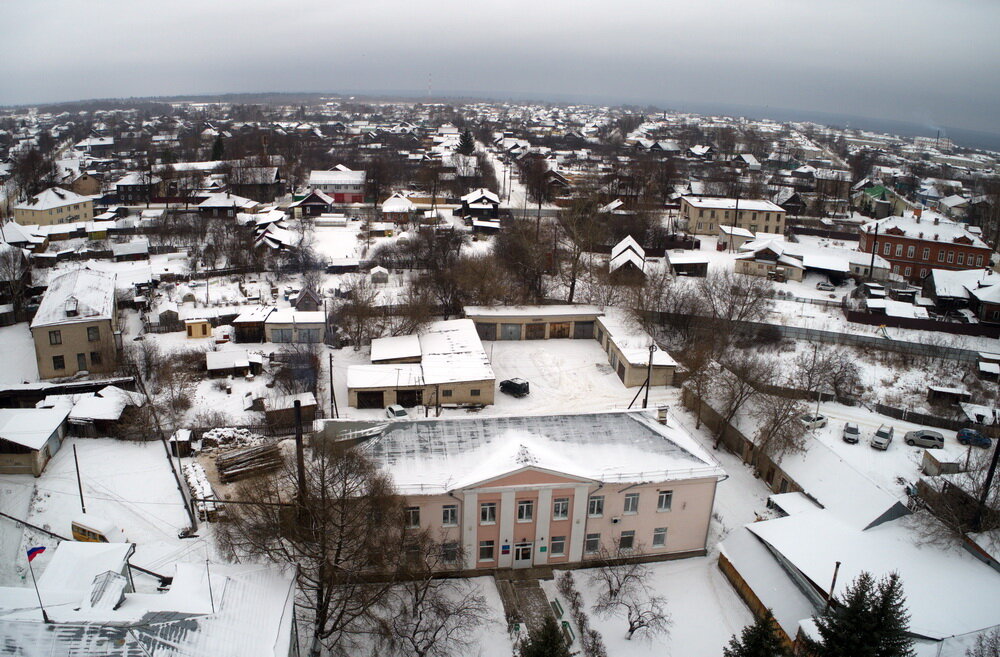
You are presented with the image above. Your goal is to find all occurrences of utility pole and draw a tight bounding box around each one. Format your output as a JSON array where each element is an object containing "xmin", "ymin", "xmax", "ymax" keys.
[
  {"xmin": 293, "ymin": 400, "xmax": 307, "ymax": 523},
  {"xmin": 823, "ymin": 561, "xmax": 842, "ymax": 614},
  {"xmin": 328, "ymin": 352, "xmax": 338, "ymax": 418},
  {"xmin": 643, "ymin": 343, "xmax": 657, "ymax": 409},
  {"xmin": 73, "ymin": 444, "xmax": 86, "ymax": 514}
]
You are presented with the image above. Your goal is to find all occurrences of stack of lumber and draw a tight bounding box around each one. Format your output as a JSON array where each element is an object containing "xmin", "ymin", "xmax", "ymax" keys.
[
  {"xmin": 183, "ymin": 462, "xmax": 222, "ymax": 521},
  {"xmin": 215, "ymin": 443, "xmax": 283, "ymax": 483}
]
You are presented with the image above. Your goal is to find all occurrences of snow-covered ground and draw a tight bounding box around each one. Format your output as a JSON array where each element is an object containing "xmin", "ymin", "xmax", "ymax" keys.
[
  {"xmin": 0, "ymin": 322, "xmax": 39, "ymax": 384},
  {"xmin": 0, "ymin": 438, "xmax": 209, "ymax": 589},
  {"xmin": 542, "ymin": 556, "xmax": 754, "ymax": 657}
]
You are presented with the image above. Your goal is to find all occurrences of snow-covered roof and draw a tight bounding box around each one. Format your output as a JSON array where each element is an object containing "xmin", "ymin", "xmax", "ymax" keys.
[
  {"xmin": 371, "ymin": 334, "xmax": 422, "ymax": 362},
  {"xmin": 362, "ymin": 411, "xmax": 723, "ymax": 493},
  {"xmin": 206, "ymin": 350, "xmax": 251, "ymax": 372},
  {"xmin": 860, "ymin": 212, "xmax": 988, "ymax": 249},
  {"xmin": 381, "ymin": 192, "xmax": 416, "ymax": 213},
  {"xmin": 30, "ymin": 269, "xmax": 116, "ymax": 328},
  {"xmin": 111, "ymin": 239, "xmax": 149, "ymax": 257},
  {"xmin": 264, "ymin": 309, "xmax": 325, "ymax": 325},
  {"xmin": 747, "ymin": 509, "xmax": 1000, "ymax": 640},
  {"xmin": 461, "ymin": 188, "xmax": 499, "ymax": 205},
  {"xmin": 0, "ymin": 543, "xmax": 297, "ymax": 657},
  {"xmin": 14, "ymin": 187, "xmax": 91, "ymax": 211},
  {"xmin": 198, "ymin": 192, "xmax": 258, "ymax": 210},
  {"xmin": 347, "ymin": 363, "xmax": 424, "ymax": 389},
  {"xmin": 418, "ymin": 318, "xmax": 494, "ymax": 385},
  {"xmin": 598, "ymin": 312, "xmax": 676, "ymax": 367},
  {"xmin": 718, "ymin": 224, "xmax": 754, "ymax": 238},
  {"xmin": 308, "ymin": 168, "xmax": 366, "ymax": 185},
  {"xmin": 0, "ymin": 407, "xmax": 68, "ymax": 450},
  {"xmin": 609, "ymin": 235, "xmax": 645, "ymax": 274},
  {"xmin": 265, "ymin": 392, "xmax": 317, "ymax": 411},
  {"xmin": 233, "ymin": 306, "xmax": 275, "ymax": 323},
  {"xmin": 464, "ymin": 304, "xmax": 604, "ymax": 319},
  {"xmin": 37, "ymin": 541, "xmax": 131, "ymax": 591},
  {"xmin": 682, "ymin": 196, "xmax": 784, "ymax": 213}
]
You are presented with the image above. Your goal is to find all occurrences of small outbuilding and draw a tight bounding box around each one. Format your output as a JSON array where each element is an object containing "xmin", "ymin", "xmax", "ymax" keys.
[
  {"xmin": 185, "ymin": 318, "xmax": 212, "ymax": 339},
  {"xmin": 0, "ymin": 407, "xmax": 70, "ymax": 476},
  {"xmin": 264, "ymin": 392, "xmax": 318, "ymax": 427}
]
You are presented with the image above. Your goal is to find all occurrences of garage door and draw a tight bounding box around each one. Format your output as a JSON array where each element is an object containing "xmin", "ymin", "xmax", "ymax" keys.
[
  {"xmin": 356, "ymin": 390, "xmax": 385, "ymax": 409},
  {"xmin": 476, "ymin": 322, "xmax": 497, "ymax": 341},
  {"xmin": 549, "ymin": 322, "xmax": 570, "ymax": 339},
  {"xmin": 396, "ymin": 389, "xmax": 423, "ymax": 408},
  {"xmin": 500, "ymin": 323, "xmax": 522, "ymax": 340},
  {"xmin": 573, "ymin": 321, "xmax": 594, "ymax": 339},
  {"xmin": 525, "ymin": 323, "xmax": 546, "ymax": 340}
]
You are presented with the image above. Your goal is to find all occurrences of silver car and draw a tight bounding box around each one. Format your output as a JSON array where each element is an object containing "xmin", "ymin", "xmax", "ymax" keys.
[
  {"xmin": 904, "ymin": 429, "xmax": 944, "ymax": 449},
  {"xmin": 870, "ymin": 424, "xmax": 893, "ymax": 450},
  {"xmin": 842, "ymin": 423, "xmax": 860, "ymax": 444}
]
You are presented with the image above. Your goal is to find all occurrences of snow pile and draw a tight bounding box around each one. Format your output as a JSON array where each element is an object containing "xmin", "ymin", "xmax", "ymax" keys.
[
  {"xmin": 200, "ymin": 427, "xmax": 264, "ymax": 450},
  {"xmin": 182, "ymin": 462, "xmax": 219, "ymax": 520}
]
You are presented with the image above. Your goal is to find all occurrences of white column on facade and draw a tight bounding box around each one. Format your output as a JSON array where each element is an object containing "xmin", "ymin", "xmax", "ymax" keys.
[
  {"xmin": 462, "ymin": 491, "xmax": 478, "ymax": 570},
  {"xmin": 568, "ymin": 485, "xmax": 590, "ymax": 562},
  {"xmin": 534, "ymin": 488, "xmax": 552, "ymax": 566},
  {"xmin": 497, "ymin": 490, "xmax": 516, "ymax": 568}
]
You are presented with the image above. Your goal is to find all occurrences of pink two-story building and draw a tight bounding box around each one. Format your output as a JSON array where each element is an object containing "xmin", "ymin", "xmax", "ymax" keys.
[{"xmin": 360, "ymin": 411, "xmax": 725, "ymax": 570}]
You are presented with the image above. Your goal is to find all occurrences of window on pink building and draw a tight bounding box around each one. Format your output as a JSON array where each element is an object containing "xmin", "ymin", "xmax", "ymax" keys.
[
  {"xmin": 478, "ymin": 540, "xmax": 494, "ymax": 561},
  {"xmin": 653, "ymin": 527, "xmax": 667, "ymax": 548},
  {"xmin": 480, "ymin": 503, "xmax": 496, "ymax": 525},
  {"xmin": 550, "ymin": 536, "xmax": 566, "ymax": 556},
  {"xmin": 517, "ymin": 500, "xmax": 534, "ymax": 522},
  {"xmin": 553, "ymin": 498, "xmax": 569, "ymax": 520},
  {"xmin": 405, "ymin": 507, "xmax": 420, "ymax": 529},
  {"xmin": 619, "ymin": 531, "xmax": 636, "ymax": 551},
  {"xmin": 585, "ymin": 533, "xmax": 600, "ymax": 554},
  {"xmin": 442, "ymin": 505, "xmax": 457, "ymax": 527}
]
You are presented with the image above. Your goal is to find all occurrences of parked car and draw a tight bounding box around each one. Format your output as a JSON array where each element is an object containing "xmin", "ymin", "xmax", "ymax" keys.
[
  {"xmin": 385, "ymin": 404, "xmax": 408, "ymax": 419},
  {"xmin": 499, "ymin": 378, "xmax": 530, "ymax": 398},
  {"xmin": 870, "ymin": 424, "xmax": 894, "ymax": 450},
  {"xmin": 800, "ymin": 413, "xmax": 828, "ymax": 429},
  {"xmin": 815, "ymin": 281, "xmax": 835, "ymax": 291},
  {"xmin": 957, "ymin": 428, "xmax": 991, "ymax": 448},
  {"xmin": 904, "ymin": 429, "xmax": 944, "ymax": 449},
  {"xmin": 842, "ymin": 423, "xmax": 860, "ymax": 444}
]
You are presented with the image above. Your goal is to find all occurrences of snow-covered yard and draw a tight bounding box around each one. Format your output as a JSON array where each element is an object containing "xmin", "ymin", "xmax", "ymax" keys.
[
  {"xmin": 0, "ymin": 438, "xmax": 210, "ymax": 589},
  {"xmin": 541, "ymin": 556, "xmax": 754, "ymax": 657}
]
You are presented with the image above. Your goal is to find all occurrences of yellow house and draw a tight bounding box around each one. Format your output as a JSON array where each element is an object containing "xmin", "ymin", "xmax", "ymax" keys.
[
  {"xmin": 185, "ymin": 318, "xmax": 212, "ymax": 339},
  {"xmin": 680, "ymin": 196, "xmax": 786, "ymax": 236},
  {"xmin": 13, "ymin": 188, "xmax": 94, "ymax": 226}
]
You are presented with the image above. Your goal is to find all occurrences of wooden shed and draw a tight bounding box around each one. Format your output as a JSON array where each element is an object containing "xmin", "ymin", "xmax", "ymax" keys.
[{"xmin": 185, "ymin": 318, "xmax": 212, "ymax": 339}]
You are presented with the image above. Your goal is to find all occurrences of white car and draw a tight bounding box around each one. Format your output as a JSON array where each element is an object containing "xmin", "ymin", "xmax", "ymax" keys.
[
  {"xmin": 800, "ymin": 414, "xmax": 828, "ymax": 429},
  {"xmin": 815, "ymin": 281, "xmax": 835, "ymax": 291},
  {"xmin": 385, "ymin": 404, "xmax": 408, "ymax": 419}
]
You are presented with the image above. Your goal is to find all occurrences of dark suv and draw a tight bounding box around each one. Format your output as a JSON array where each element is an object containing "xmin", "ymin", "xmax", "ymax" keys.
[
  {"xmin": 958, "ymin": 428, "xmax": 991, "ymax": 448},
  {"xmin": 499, "ymin": 378, "xmax": 530, "ymax": 397}
]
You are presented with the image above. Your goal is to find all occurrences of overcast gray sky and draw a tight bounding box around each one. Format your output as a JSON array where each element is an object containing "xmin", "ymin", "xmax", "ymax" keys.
[{"xmin": 1, "ymin": 0, "xmax": 997, "ymax": 134}]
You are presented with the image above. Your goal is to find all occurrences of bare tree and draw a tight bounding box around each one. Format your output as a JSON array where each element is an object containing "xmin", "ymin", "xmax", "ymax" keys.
[
  {"xmin": 750, "ymin": 394, "xmax": 807, "ymax": 472},
  {"xmin": 335, "ymin": 274, "xmax": 381, "ymax": 348},
  {"xmin": 216, "ymin": 445, "xmax": 407, "ymax": 657},
  {"xmin": 714, "ymin": 350, "xmax": 776, "ymax": 449},
  {"xmin": 0, "ymin": 244, "xmax": 31, "ymax": 313},
  {"xmin": 372, "ymin": 537, "xmax": 492, "ymax": 657},
  {"xmin": 966, "ymin": 627, "xmax": 1000, "ymax": 657},
  {"xmin": 792, "ymin": 345, "xmax": 863, "ymax": 399},
  {"xmin": 696, "ymin": 270, "xmax": 774, "ymax": 345},
  {"xmin": 590, "ymin": 546, "xmax": 671, "ymax": 642}
]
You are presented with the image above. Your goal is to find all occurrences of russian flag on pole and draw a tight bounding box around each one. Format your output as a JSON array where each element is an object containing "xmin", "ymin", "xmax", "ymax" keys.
[{"xmin": 26, "ymin": 547, "xmax": 46, "ymax": 562}]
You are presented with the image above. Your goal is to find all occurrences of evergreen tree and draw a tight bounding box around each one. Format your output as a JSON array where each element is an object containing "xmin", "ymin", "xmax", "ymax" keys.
[
  {"xmin": 519, "ymin": 615, "xmax": 572, "ymax": 657},
  {"xmin": 457, "ymin": 129, "xmax": 475, "ymax": 156},
  {"xmin": 211, "ymin": 134, "xmax": 225, "ymax": 161},
  {"xmin": 809, "ymin": 571, "xmax": 914, "ymax": 657},
  {"xmin": 723, "ymin": 609, "xmax": 788, "ymax": 657}
]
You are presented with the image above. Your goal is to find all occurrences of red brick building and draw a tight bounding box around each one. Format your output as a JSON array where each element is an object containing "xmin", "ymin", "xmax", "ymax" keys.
[{"xmin": 858, "ymin": 211, "xmax": 991, "ymax": 283}]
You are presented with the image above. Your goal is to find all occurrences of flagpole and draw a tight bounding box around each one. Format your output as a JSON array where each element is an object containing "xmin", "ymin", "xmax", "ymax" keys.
[{"xmin": 26, "ymin": 557, "xmax": 51, "ymax": 623}]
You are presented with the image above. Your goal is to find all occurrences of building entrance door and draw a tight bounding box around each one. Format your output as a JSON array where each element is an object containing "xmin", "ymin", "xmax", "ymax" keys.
[{"xmin": 513, "ymin": 542, "xmax": 533, "ymax": 568}]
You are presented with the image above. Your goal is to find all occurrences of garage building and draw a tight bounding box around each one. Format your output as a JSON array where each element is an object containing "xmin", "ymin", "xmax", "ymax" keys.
[{"xmin": 464, "ymin": 305, "xmax": 603, "ymax": 341}]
